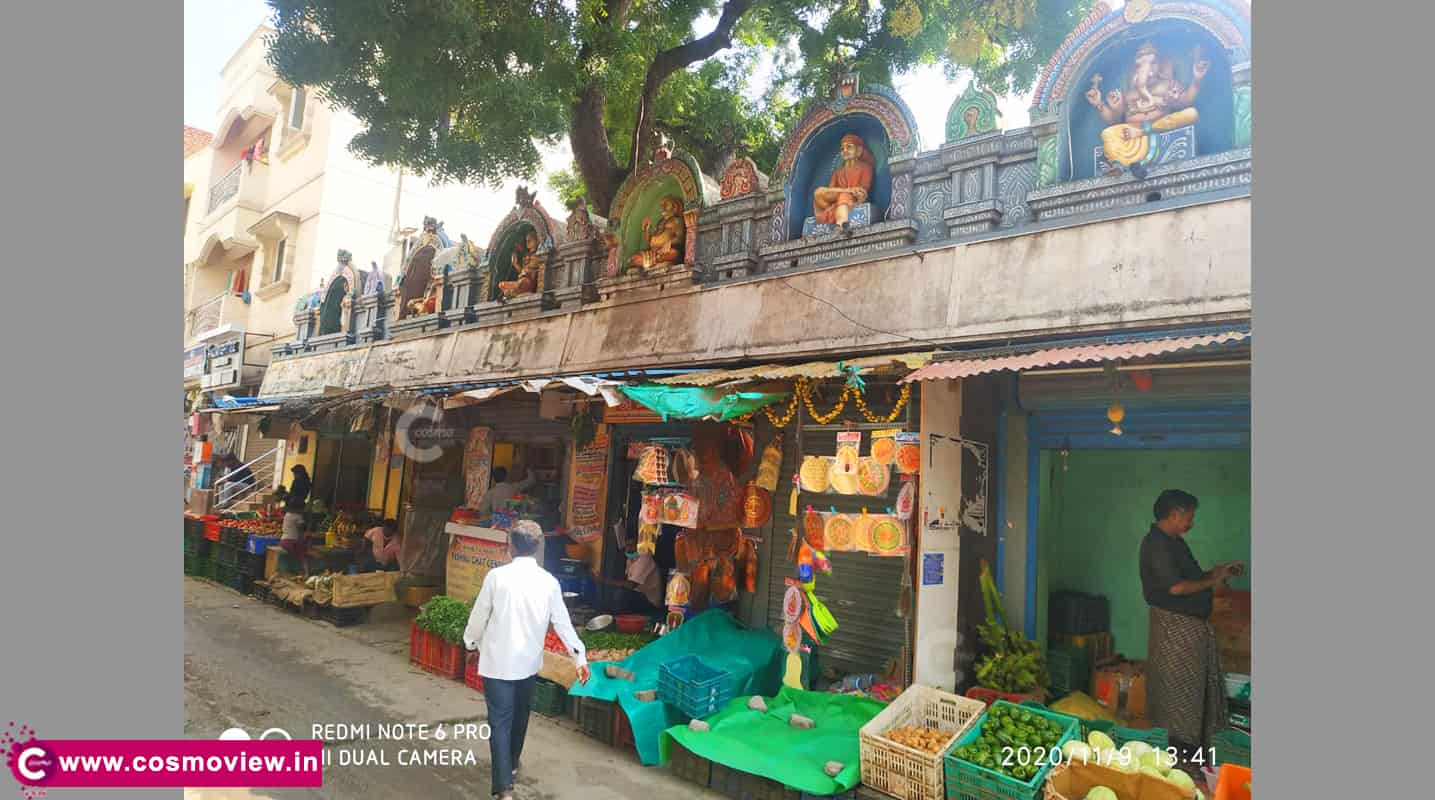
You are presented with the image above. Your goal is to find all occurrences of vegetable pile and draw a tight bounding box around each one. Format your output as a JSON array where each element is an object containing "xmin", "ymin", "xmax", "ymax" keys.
[
  {"xmin": 415, "ymin": 596, "xmax": 472, "ymax": 644},
  {"xmin": 578, "ymin": 630, "xmax": 655, "ymax": 663},
  {"xmin": 882, "ymin": 725, "xmax": 953, "ymax": 754},
  {"xmin": 976, "ymin": 561, "xmax": 1048, "ymax": 694},
  {"xmin": 951, "ymin": 704, "xmax": 1067, "ymax": 784}
]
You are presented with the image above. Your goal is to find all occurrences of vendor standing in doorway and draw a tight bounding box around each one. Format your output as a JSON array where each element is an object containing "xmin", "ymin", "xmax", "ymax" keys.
[
  {"xmin": 280, "ymin": 464, "xmax": 312, "ymax": 575},
  {"xmin": 1140, "ymin": 489, "xmax": 1243, "ymax": 762},
  {"xmin": 476, "ymin": 466, "xmax": 537, "ymax": 519}
]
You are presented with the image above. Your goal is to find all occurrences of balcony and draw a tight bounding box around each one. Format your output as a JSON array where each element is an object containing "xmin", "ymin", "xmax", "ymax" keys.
[
  {"xmin": 185, "ymin": 292, "xmax": 249, "ymax": 343},
  {"xmin": 194, "ymin": 161, "xmax": 269, "ymax": 264}
]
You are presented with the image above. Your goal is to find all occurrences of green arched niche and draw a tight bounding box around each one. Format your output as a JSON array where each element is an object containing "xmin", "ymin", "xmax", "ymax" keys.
[{"xmin": 619, "ymin": 175, "xmax": 685, "ymax": 269}]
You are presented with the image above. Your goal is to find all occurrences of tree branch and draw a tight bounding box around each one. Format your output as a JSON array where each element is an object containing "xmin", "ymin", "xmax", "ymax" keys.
[{"xmin": 628, "ymin": 0, "xmax": 756, "ymax": 170}]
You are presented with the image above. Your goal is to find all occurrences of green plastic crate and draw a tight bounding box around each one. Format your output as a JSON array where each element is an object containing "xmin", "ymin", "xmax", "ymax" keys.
[
  {"xmin": 1079, "ymin": 718, "xmax": 1115, "ymax": 741},
  {"xmin": 1212, "ymin": 728, "xmax": 1250, "ymax": 767},
  {"xmin": 1046, "ymin": 646, "xmax": 1091, "ymax": 698},
  {"xmin": 943, "ymin": 701, "xmax": 1080, "ymax": 800},
  {"xmin": 532, "ymin": 678, "xmax": 570, "ymax": 718},
  {"xmin": 1113, "ymin": 725, "xmax": 1169, "ymax": 751}
]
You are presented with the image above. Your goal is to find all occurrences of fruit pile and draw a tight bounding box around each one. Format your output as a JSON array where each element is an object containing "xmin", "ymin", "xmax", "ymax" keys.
[
  {"xmin": 227, "ymin": 518, "xmax": 282, "ymax": 536},
  {"xmin": 883, "ymin": 725, "xmax": 953, "ymax": 755}
]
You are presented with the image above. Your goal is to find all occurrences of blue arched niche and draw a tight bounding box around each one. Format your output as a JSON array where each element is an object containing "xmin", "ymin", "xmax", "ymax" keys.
[{"xmin": 786, "ymin": 115, "xmax": 892, "ymax": 239}]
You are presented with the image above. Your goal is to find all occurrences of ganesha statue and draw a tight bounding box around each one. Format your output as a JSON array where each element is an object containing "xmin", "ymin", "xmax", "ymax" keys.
[
  {"xmin": 626, "ymin": 195, "xmax": 686, "ymax": 273},
  {"xmin": 1086, "ymin": 41, "xmax": 1209, "ymax": 179}
]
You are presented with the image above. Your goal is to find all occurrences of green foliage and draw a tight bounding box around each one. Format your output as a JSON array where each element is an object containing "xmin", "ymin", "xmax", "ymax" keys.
[
  {"xmin": 547, "ymin": 167, "xmax": 589, "ymax": 209},
  {"xmin": 976, "ymin": 561, "xmax": 1049, "ymax": 694},
  {"xmin": 265, "ymin": 0, "xmax": 1094, "ymax": 214},
  {"xmin": 415, "ymin": 595, "xmax": 472, "ymax": 644}
]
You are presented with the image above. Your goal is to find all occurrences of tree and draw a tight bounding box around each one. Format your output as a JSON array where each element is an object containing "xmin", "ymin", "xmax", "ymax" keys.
[{"xmin": 266, "ymin": 0, "xmax": 1092, "ymax": 219}]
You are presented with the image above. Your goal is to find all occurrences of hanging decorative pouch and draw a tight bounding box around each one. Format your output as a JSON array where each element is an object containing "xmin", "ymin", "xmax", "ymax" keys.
[
  {"xmin": 670, "ymin": 448, "xmax": 699, "ymax": 485},
  {"xmin": 639, "ymin": 491, "xmax": 661, "ymax": 525},
  {"xmin": 637, "ymin": 522, "xmax": 659, "ymax": 555},
  {"xmin": 895, "ymin": 479, "xmax": 916, "ymax": 521},
  {"xmin": 741, "ymin": 483, "xmax": 773, "ymax": 529},
  {"xmin": 662, "ymin": 492, "xmax": 700, "ymax": 529},
  {"xmin": 755, "ymin": 438, "xmax": 783, "ymax": 492}
]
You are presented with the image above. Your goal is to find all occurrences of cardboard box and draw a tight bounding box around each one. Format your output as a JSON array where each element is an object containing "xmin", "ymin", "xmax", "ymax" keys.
[
  {"xmin": 1044, "ymin": 760, "xmax": 1191, "ymax": 800},
  {"xmin": 539, "ymin": 649, "xmax": 579, "ymax": 689},
  {"xmin": 1093, "ymin": 661, "xmax": 1147, "ymax": 720},
  {"xmin": 330, "ymin": 571, "xmax": 399, "ymax": 608},
  {"xmin": 265, "ymin": 546, "xmax": 282, "ymax": 580},
  {"xmin": 400, "ymin": 585, "xmax": 440, "ymax": 608}
]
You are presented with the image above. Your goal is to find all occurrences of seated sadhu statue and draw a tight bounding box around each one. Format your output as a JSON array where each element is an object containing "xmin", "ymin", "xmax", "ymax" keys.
[
  {"xmin": 499, "ymin": 230, "xmax": 542, "ymax": 299},
  {"xmin": 627, "ymin": 195, "xmax": 685, "ymax": 272},
  {"xmin": 1087, "ymin": 41, "xmax": 1209, "ymax": 179},
  {"xmin": 812, "ymin": 134, "xmax": 875, "ymax": 229}
]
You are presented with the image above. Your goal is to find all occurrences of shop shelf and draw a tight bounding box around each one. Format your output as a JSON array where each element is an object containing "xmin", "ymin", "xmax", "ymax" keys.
[
  {"xmin": 658, "ymin": 655, "xmax": 734, "ymax": 720},
  {"xmin": 667, "ymin": 739, "xmax": 712, "ymax": 789},
  {"xmin": 1048, "ymin": 592, "xmax": 1109, "ymax": 636},
  {"xmin": 943, "ymin": 701, "xmax": 1080, "ymax": 800},
  {"xmin": 532, "ymin": 678, "xmax": 569, "ymax": 718},
  {"xmin": 1212, "ymin": 728, "xmax": 1251, "ymax": 768},
  {"xmin": 576, "ymin": 697, "xmax": 619, "ymax": 745},
  {"xmin": 859, "ymin": 684, "xmax": 985, "ymax": 800}
]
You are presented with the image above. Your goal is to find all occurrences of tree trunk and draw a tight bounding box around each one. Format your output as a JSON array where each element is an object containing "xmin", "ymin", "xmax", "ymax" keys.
[{"xmin": 571, "ymin": 82, "xmax": 627, "ymax": 218}]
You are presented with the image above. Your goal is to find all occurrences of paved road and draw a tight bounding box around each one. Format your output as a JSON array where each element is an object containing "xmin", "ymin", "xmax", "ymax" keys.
[{"xmin": 183, "ymin": 578, "xmax": 715, "ymax": 800}]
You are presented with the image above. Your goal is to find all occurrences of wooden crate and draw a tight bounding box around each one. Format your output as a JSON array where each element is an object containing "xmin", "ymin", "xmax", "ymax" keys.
[{"xmin": 331, "ymin": 571, "xmax": 398, "ymax": 608}]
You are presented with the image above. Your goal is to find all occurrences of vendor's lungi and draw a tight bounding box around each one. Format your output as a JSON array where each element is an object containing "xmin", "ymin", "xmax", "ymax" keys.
[{"xmin": 1147, "ymin": 605, "xmax": 1228, "ymax": 749}]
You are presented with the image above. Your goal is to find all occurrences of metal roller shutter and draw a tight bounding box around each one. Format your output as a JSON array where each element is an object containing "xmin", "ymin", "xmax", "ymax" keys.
[{"xmin": 759, "ymin": 382, "xmax": 919, "ymax": 680}]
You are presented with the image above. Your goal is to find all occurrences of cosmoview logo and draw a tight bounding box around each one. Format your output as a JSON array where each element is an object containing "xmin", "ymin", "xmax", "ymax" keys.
[
  {"xmin": 394, "ymin": 402, "xmax": 457, "ymax": 464},
  {"xmin": 14, "ymin": 743, "xmax": 54, "ymax": 784}
]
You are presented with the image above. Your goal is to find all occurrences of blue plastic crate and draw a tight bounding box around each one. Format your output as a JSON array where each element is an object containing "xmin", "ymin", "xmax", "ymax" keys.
[
  {"xmin": 246, "ymin": 535, "xmax": 282, "ymax": 554},
  {"xmin": 659, "ymin": 655, "xmax": 734, "ymax": 720}
]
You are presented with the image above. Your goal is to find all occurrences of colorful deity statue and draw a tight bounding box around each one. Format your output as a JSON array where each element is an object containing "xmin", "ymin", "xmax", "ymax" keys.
[
  {"xmin": 627, "ymin": 196, "xmax": 685, "ymax": 272},
  {"xmin": 1086, "ymin": 41, "xmax": 1210, "ymax": 179},
  {"xmin": 812, "ymin": 134, "xmax": 875, "ymax": 228},
  {"xmin": 499, "ymin": 230, "xmax": 542, "ymax": 299},
  {"xmin": 405, "ymin": 267, "xmax": 443, "ymax": 317}
]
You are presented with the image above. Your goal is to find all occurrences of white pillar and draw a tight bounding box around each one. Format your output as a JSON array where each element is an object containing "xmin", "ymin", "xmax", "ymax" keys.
[{"xmin": 914, "ymin": 379, "xmax": 962, "ymax": 690}]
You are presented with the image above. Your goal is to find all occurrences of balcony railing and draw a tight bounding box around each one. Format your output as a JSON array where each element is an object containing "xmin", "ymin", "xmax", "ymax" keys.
[
  {"xmin": 186, "ymin": 293, "xmax": 225, "ymax": 339},
  {"xmin": 208, "ymin": 163, "xmax": 243, "ymax": 213}
]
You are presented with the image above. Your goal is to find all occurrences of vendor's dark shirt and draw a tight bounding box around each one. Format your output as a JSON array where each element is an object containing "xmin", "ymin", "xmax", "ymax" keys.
[
  {"xmin": 1139, "ymin": 525, "xmax": 1212, "ymax": 619},
  {"xmin": 284, "ymin": 475, "xmax": 311, "ymax": 513}
]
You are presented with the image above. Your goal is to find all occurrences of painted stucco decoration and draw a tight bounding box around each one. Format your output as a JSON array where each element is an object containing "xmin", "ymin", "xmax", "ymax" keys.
[
  {"xmin": 946, "ymin": 84, "xmax": 1001, "ymax": 142},
  {"xmin": 565, "ymin": 196, "xmax": 602, "ymax": 241},
  {"xmin": 1233, "ymin": 84, "xmax": 1251, "ymax": 148},
  {"xmin": 396, "ymin": 216, "xmax": 447, "ymax": 319},
  {"xmin": 772, "ymin": 84, "xmax": 920, "ymax": 185},
  {"xmin": 1086, "ymin": 40, "xmax": 1210, "ymax": 179},
  {"xmin": 607, "ymin": 149, "xmax": 712, "ymax": 275},
  {"xmin": 719, "ymin": 157, "xmax": 767, "ymax": 200},
  {"xmin": 1031, "ymin": 0, "xmax": 1250, "ymax": 114},
  {"xmin": 483, "ymin": 186, "xmax": 564, "ymax": 300},
  {"xmin": 316, "ymin": 249, "xmax": 361, "ymax": 336}
]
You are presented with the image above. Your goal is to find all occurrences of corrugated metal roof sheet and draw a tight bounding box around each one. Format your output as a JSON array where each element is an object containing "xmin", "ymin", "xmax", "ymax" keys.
[
  {"xmin": 900, "ymin": 331, "xmax": 1251, "ymax": 383},
  {"xmin": 653, "ymin": 351, "xmax": 935, "ymax": 387}
]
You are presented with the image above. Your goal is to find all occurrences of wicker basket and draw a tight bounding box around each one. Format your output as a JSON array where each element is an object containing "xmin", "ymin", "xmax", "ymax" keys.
[{"xmin": 859, "ymin": 685, "xmax": 986, "ymax": 800}]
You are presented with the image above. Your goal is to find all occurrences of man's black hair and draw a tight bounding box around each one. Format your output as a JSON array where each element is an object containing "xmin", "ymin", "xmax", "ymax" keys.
[
  {"xmin": 492, "ymin": 466, "xmax": 509, "ymax": 483},
  {"xmin": 1153, "ymin": 489, "xmax": 1199, "ymax": 521}
]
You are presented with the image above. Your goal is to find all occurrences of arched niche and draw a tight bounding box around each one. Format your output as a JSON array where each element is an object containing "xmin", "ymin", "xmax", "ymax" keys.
[
  {"xmin": 482, "ymin": 196, "xmax": 562, "ymax": 300},
  {"xmin": 317, "ymin": 275, "xmax": 350, "ymax": 335},
  {"xmin": 396, "ymin": 243, "xmax": 438, "ymax": 319},
  {"xmin": 1061, "ymin": 22, "xmax": 1235, "ymax": 181},
  {"xmin": 784, "ymin": 118, "xmax": 892, "ymax": 239},
  {"xmin": 608, "ymin": 151, "xmax": 710, "ymax": 273}
]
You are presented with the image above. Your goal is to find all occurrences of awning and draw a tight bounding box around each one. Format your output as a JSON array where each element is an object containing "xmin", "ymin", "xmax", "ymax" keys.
[
  {"xmin": 619, "ymin": 385, "xmax": 790, "ymax": 422},
  {"xmin": 209, "ymin": 395, "xmax": 281, "ymax": 413},
  {"xmin": 654, "ymin": 351, "xmax": 935, "ymax": 387},
  {"xmin": 900, "ymin": 331, "xmax": 1250, "ymax": 383}
]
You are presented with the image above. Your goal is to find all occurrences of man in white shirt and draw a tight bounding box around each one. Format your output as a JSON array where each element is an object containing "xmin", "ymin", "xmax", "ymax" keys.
[
  {"xmin": 477, "ymin": 466, "xmax": 537, "ymax": 519},
  {"xmin": 464, "ymin": 520, "xmax": 588, "ymax": 800}
]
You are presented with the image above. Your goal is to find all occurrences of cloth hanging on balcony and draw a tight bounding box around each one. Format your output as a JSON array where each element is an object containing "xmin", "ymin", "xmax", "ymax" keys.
[{"xmin": 619, "ymin": 385, "xmax": 789, "ymax": 422}]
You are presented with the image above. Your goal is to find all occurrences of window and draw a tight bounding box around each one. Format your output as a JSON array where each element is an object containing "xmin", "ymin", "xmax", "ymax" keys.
[
  {"xmin": 289, "ymin": 88, "xmax": 307, "ymax": 130},
  {"xmin": 272, "ymin": 239, "xmax": 288, "ymax": 283}
]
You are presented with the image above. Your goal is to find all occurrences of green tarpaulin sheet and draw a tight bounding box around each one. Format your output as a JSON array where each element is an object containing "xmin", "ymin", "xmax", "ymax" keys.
[
  {"xmin": 660, "ymin": 686, "xmax": 887, "ymax": 795},
  {"xmin": 567, "ymin": 610, "xmax": 784, "ymax": 766},
  {"xmin": 619, "ymin": 384, "xmax": 789, "ymax": 422}
]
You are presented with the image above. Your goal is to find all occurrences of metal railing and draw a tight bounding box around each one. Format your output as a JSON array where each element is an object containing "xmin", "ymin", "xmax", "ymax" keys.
[
  {"xmin": 186, "ymin": 293, "xmax": 225, "ymax": 339},
  {"xmin": 214, "ymin": 446, "xmax": 280, "ymax": 511},
  {"xmin": 208, "ymin": 162, "xmax": 243, "ymax": 213}
]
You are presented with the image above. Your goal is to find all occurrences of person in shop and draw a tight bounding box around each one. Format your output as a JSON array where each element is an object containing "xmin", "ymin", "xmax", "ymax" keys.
[
  {"xmin": 476, "ymin": 466, "xmax": 537, "ymax": 520},
  {"xmin": 356, "ymin": 519, "xmax": 402, "ymax": 572},
  {"xmin": 1140, "ymin": 489, "xmax": 1245, "ymax": 765},
  {"xmin": 219, "ymin": 454, "xmax": 256, "ymax": 502},
  {"xmin": 463, "ymin": 520, "xmax": 589, "ymax": 800},
  {"xmin": 280, "ymin": 465, "xmax": 312, "ymax": 575}
]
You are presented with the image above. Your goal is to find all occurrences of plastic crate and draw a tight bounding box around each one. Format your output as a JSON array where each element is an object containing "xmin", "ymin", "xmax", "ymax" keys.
[
  {"xmin": 668, "ymin": 739, "xmax": 713, "ymax": 788},
  {"xmin": 203, "ymin": 521, "xmax": 221, "ymax": 542},
  {"xmin": 658, "ymin": 655, "xmax": 734, "ymax": 720},
  {"xmin": 1112, "ymin": 725, "xmax": 1168, "ymax": 751},
  {"xmin": 238, "ymin": 551, "xmax": 267, "ymax": 577},
  {"xmin": 1047, "ymin": 592, "xmax": 1109, "ymax": 636},
  {"xmin": 246, "ymin": 535, "xmax": 282, "ymax": 555},
  {"xmin": 709, "ymin": 763, "xmax": 799, "ymax": 800},
  {"xmin": 532, "ymin": 678, "xmax": 569, "ymax": 718},
  {"xmin": 322, "ymin": 604, "xmax": 369, "ymax": 627},
  {"xmin": 464, "ymin": 652, "xmax": 485, "ymax": 693},
  {"xmin": 219, "ymin": 525, "xmax": 247, "ymax": 549},
  {"xmin": 410, "ymin": 627, "xmax": 464, "ymax": 680},
  {"xmin": 859, "ymin": 684, "xmax": 986, "ymax": 800},
  {"xmin": 183, "ymin": 554, "xmax": 199, "ymax": 576},
  {"xmin": 943, "ymin": 701, "xmax": 1080, "ymax": 800},
  {"xmin": 1213, "ymin": 763, "xmax": 1251, "ymax": 800},
  {"xmin": 212, "ymin": 544, "xmax": 241, "ymax": 568},
  {"xmin": 576, "ymin": 697, "xmax": 619, "ymax": 745},
  {"xmin": 1045, "ymin": 647, "xmax": 1091, "ymax": 699},
  {"xmin": 1047, "ymin": 633, "xmax": 1113, "ymax": 668},
  {"xmin": 614, "ymin": 705, "xmax": 635, "ymax": 752},
  {"xmin": 964, "ymin": 688, "xmax": 1037, "ymax": 708},
  {"xmin": 1212, "ymin": 728, "xmax": 1250, "ymax": 767}
]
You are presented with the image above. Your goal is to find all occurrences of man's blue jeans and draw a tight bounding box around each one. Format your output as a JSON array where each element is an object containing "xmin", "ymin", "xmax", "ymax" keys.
[{"xmin": 482, "ymin": 674, "xmax": 536, "ymax": 796}]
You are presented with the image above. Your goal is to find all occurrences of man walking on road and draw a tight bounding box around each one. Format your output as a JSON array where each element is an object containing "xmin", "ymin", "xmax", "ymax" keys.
[{"xmin": 464, "ymin": 520, "xmax": 589, "ymax": 800}]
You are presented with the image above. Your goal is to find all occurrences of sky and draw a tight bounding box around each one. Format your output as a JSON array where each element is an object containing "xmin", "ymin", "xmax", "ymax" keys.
[{"xmin": 184, "ymin": 0, "xmax": 1038, "ymax": 174}]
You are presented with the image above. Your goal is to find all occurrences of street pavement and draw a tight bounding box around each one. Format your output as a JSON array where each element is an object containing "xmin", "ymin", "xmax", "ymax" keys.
[{"xmin": 183, "ymin": 577, "xmax": 717, "ymax": 799}]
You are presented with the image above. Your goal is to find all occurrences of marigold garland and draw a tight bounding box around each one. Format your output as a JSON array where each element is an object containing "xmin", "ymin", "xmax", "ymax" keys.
[{"xmin": 737, "ymin": 377, "xmax": 912, "ymax": 427}]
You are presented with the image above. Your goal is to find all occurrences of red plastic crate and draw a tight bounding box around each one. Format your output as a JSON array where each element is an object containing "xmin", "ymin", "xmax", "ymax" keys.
[
  {"xmin": 465, "ymin": 652, "xmax": 485, "ymax": 693},
  {"xmin": 410, "ymin": 624, "xmax": 465, "ymax": 680},
  {"xmin": 964, "ymin": 687, "xmax": 1036, "ymax": 707},
  {"xmin": 409, "ymin": 624, "xmax": 423, "ymax": 666},
  {"xmin": 203, "ymin": 521, "xmax": 221, "ymax": 542}
]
